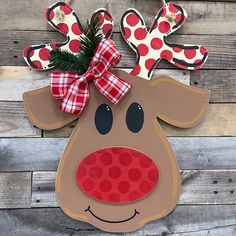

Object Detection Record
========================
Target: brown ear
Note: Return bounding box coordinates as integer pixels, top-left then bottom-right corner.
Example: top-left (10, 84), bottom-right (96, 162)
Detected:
top-left (151, 76), bottom-right (210, 128)
top-left (23, 86), bottom-right (78, 130)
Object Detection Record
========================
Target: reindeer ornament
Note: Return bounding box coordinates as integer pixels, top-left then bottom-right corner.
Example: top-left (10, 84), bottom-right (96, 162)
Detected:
top-left (23, 1), bottom-right (210, 233)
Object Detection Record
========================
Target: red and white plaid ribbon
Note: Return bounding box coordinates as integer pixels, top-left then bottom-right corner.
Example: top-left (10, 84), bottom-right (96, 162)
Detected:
top-left (50, 39), bottom-right (131, 115)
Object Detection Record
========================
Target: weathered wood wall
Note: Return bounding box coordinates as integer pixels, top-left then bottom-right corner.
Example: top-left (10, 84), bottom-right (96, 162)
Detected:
top-left (0, 0), bottom-right (236, 235)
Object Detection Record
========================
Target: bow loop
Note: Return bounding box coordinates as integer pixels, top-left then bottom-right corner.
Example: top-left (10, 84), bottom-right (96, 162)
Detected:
top-left (51, 39), bottom-right (131, 115)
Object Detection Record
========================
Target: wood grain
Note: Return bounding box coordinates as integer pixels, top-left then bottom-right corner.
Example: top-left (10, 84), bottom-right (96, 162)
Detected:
top-left (0, 102), bottom-right (41, 137)
top-left (0, 172), bottom-right (31, 209)
top-left (191, 70), bottom-right (236, 103)
top-left (2, 103), bottom-right (235, 137)
top-left (1, 31), bottom-right (236, 70)
top-left (1, 66), bottom-right (236, 103)
top-left (0, 205), bottom-right (235, 235)
top-left (31, 170), bottom-right (236, 208)
top-left (43, 104), bottom-right (236, 137)
top-left (1, 1), bottom-right (236, 35)
top-left (0, 170), bottom-right (234, 209)
top-left (0, 137), bottom-right (236, 171)
top-left (0, 66), bottom-right (190, 101)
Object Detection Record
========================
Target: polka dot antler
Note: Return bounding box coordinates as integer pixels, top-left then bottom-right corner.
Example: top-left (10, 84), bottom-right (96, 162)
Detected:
top-left (23, 1), bottom-right (114, 70)
top-left (121, 2), bottom-right (209, 80)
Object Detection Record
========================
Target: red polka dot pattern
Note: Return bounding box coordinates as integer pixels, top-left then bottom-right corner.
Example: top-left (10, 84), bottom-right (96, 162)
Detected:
top-left (126, 13), bottom-right (140, 27)
top-left (145, 59), bottom-right (156, 71)
top-left (123, 27), bottom-right (131, 40)
top-left (173, 47), bottom-right (182, 53)
top-left (121, 3), bottom-right (208, 80)
top-left (174, 14), bottom-right (183, 24)
top-left (200, 47), bottom-right (207, 55)
top-left (39, 48), bottom-right (51, 61)
top-left (23, 46), bottom-right (34, 58)
top-left (69, 40), bottom-right (82, 53)
top-left (71, 22), bottom-right (82, 35)
top-left (134, 28), bottom-right (147, 40)
top-left (76, 147), bottom-right (159, 204)
top-left (60, 5), bottom-right (72, 15)
top-left (50, 44), bottom-right (59, 50)
top-left (161, 7), bottom-right (167, 17)
top-left (97, 13), bottom-right (105, 25)
top-left (104, 13), bottom-right (112, 21)
top-left (32, 60), bottom-right (42, 70)
top-left (102, 24), bottom-right (113, 36)
top-left (159, 21), bottom-right (171, 34)
top-left (160, 50), bottom-right (173, 61)
top-left (169, 3), bottom-right (179, 13)
top-left (151, 38), bottom-right (163, 50)
top-left (45, 9), bottom-right (54, 21)
top-left (57, 23), bottom-right (69, 35)
top-left (184, 49), bottom-right (197, 59)
top-left (137, 44), bottom-right (149, 56)
top-left (23, 2), bottom-right (114, 71)
top-left (131, 65), bottom-right (141, 76)
top-left (194, 59), bottom-right (203, 70)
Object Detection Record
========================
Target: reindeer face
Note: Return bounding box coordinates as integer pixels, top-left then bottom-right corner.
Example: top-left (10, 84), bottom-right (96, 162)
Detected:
top-left (23, 70), bottom-right (209, 232)
top-left (22, 1), bottom-right (210, 232)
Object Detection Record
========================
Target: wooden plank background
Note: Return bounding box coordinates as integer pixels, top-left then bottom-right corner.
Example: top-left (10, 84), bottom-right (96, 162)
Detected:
top-left (0, 0), bottom-right (236, 235)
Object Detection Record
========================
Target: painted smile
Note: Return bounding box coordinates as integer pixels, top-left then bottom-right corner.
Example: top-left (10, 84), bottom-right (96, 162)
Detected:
top-left (85, 206), bottom-right (140, 223)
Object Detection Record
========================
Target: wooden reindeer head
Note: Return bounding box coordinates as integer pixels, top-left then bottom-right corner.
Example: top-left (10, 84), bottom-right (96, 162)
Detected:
top-left (23, 1), bottom-right (210, 233)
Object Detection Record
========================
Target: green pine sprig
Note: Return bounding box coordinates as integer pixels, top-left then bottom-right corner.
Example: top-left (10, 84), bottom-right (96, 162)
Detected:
top-left (49, 17), bottom-right (103, 74)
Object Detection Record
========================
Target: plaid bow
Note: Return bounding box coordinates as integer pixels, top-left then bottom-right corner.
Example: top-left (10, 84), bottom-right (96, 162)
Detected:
top-left (50, 39), bottom-right (131, 115)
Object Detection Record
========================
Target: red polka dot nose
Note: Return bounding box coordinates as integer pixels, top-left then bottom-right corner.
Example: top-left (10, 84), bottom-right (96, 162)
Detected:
top-left (76, 147), bottom-right (159, 204)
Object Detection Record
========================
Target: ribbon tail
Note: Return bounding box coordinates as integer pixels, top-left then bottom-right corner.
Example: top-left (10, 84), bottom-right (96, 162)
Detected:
top-left (94, 71), bottom-right (131, 105)
top-left (60, 79), bottom-right (89, 115)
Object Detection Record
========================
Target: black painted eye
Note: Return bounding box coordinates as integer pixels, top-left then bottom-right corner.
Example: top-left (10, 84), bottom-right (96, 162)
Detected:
top-left (95, 104), bottom-right (113, 135)
top-left (126, 103), bottom-right (144, 133)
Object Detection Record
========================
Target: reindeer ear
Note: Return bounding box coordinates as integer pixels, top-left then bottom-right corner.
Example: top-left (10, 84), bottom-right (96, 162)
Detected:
top-left (151, 77), bottom-right (210, 128)
top-left (23, 86), bottom-right (77, 130)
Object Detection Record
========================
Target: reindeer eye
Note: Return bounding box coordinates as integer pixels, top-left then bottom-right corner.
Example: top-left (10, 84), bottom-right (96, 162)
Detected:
top-left (95, 104), bottom-right (113, 135)
top-left (126, 103), bottom-right (144, 133)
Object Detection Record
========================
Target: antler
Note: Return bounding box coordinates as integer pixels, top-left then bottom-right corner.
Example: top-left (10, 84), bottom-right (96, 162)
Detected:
top-left (23, 1), bottom-right (114, 70)
top-left (121, 2), bottom-right (209, 80)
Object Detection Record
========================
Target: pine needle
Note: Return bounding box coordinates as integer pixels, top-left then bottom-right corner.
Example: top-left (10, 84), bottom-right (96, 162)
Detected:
top-left (49, 16), bottom-right (102, 74)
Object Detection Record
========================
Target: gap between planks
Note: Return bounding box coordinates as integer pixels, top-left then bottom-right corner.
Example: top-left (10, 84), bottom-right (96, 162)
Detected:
top-left (0, 67), bottom-right (190, 101)
top-left (0, 103), bottom-right (235, 137)
top-left (1, 33), bottom-right (236, 70)
top-left (1, 137), bottom-right (236, 171)
top-left (1, 66), bottom-right (236, 103)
